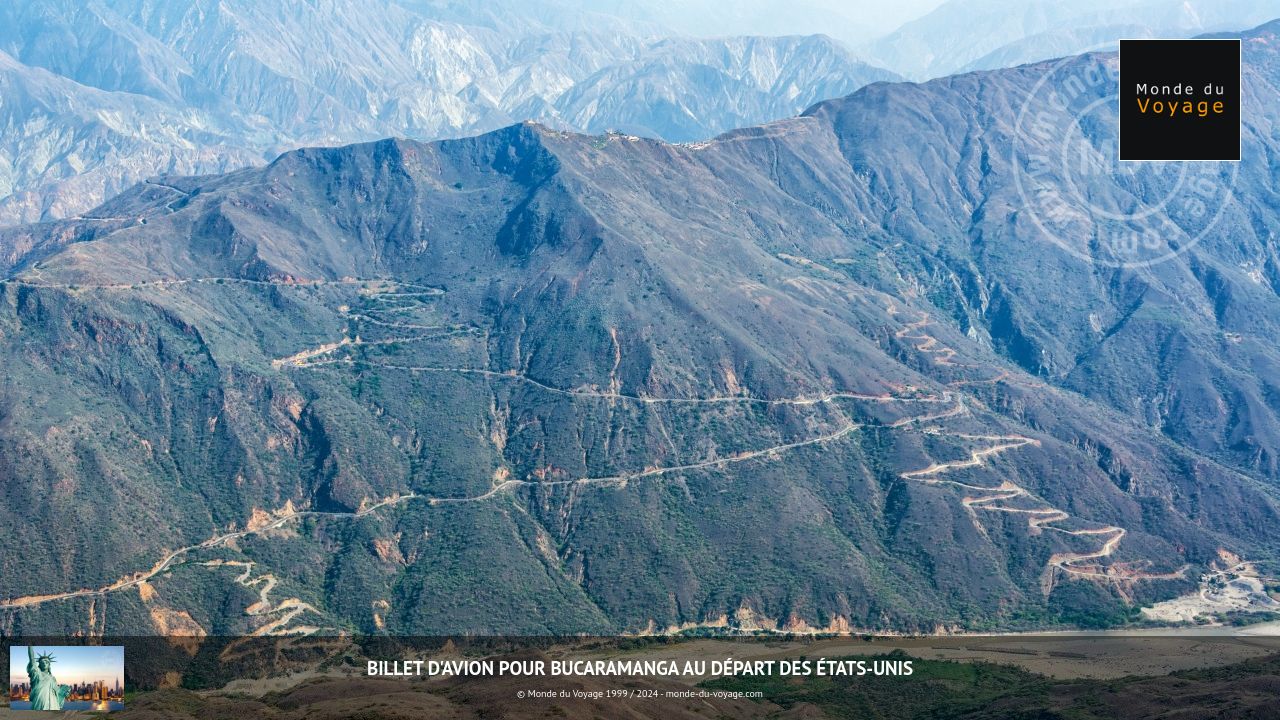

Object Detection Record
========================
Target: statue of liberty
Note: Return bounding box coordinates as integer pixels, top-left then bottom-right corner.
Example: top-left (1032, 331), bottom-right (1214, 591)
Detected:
top-left (25, 646), bottom-right (71, 710)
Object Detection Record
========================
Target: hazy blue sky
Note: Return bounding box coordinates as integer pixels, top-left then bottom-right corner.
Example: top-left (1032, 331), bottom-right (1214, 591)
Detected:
top-left (411, 0), bottom-right (949, 45)
top-left (415, 0), bottom-right (1279, 61)
top-left (9, 646), bottom-right (124, 687)
top-left (581, 0), bottom-right (949, 41)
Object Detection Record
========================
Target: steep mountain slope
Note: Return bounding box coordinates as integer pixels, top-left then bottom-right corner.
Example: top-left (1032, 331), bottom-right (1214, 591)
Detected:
top-left (0, 49), bottom-right (268, 228)
top-left (0, 0), bottom-right (896, 227)
top-left (2, 22), bottom-right (1280, 638)
top-left (814, 20), bottom-right (1280, 487)
top-left (555, 35), bottom-right (889, 140)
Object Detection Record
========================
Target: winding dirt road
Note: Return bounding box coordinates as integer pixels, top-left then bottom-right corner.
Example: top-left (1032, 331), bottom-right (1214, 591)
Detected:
top-left (898, 427), bottom-right (1184, 591)
top-left (0, 281), bottom-right (1186, 634)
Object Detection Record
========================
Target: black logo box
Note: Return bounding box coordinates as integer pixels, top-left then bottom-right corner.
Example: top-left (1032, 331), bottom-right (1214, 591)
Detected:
top-left (1119, 38), bottom-right (1241, 161)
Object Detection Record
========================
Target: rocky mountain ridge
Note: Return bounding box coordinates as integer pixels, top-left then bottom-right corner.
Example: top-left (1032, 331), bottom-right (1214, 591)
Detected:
top-left (2, 20), bottom-right (1280, 636)
top-left (0, 0), bottom-right (897, 226)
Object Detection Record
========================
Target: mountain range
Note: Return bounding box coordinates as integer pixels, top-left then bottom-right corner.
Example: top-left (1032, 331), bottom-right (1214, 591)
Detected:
top-left (2, 18), bottom-right (1278, 637)
top-left (4, 0), bottom-right (1276, 231)
top-left (0, 0), bottom-right (898, 227)
top-left (864, 0), bottom-right (1280, 79)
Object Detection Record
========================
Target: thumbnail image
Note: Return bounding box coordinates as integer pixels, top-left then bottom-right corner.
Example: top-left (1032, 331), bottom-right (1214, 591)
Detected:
top-left (8, 646), bottom-right (124, 712)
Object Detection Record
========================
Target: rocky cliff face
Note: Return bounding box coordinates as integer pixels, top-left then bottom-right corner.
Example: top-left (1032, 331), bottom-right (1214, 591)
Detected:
top-left (1, 21), bottom-right (1279, 637)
